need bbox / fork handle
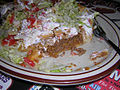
[104,38,120,55]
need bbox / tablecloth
[0,0,120,90]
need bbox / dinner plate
[0,12,120,85]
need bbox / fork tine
[93,18,120,55]
[93,18,106,34]
[93,18,99,26]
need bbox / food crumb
[71,47,86,56]
[90,49,109,61]
[85,67,90,70]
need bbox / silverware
[93,19,120,55]
[111,19,120,22]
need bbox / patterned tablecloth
[0,0,120,90]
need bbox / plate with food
[0,0,119,85]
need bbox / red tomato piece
[1,35,17,46]
[1,38,8,46]
[30,14,34,17]
[42,12,45,15]
[25,7,30,11]
[27,17,36,23]
[24,1,29,5]
[27,17,36,28]
[24,57,35,67]
[9,14,14,24]
[28,25,34,29]
[20,63,26,67]
[7,35,15,40]
[33,7,39,12]
[31,3,36,7]
[9,39,17,46]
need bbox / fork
[93,20,120,55]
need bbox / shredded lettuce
[53,0,83,27]
[0,47,25,64]
[50,67,72,72]
[51,0,98,30]
[38,1,52,9]
[0,47,9,60]
[15,11,27,21]
[50,69,62,72]
[0,17,12,30]
[94,12,99,17]
[8,54,23,64]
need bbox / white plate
[0,13,120,86]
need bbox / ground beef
[46,33,84,57]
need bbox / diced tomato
[27,16,36,28]
[8,35,17,46]
[31,3,36,7]
[1,38,8,46]
[24,57,35,67]
[9,39,17,46]
[20,63,26,67]
[33,7,39,12]
[9,14,14,24]
[30,14,34,17]
[27,17,36,23]
[31,18,36,25]
[24,1,29,5]
[42,12,45,15]
[28,25,34,29]
[1,35,17,46]
[7,35,15,40]
[27,25,30,29]
[25,7,29,11]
